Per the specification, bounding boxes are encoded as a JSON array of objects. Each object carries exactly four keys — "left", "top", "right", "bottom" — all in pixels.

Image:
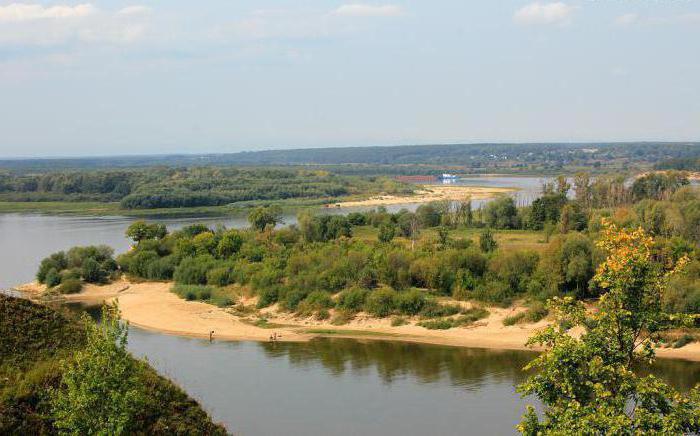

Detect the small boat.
[{"left": 439, "top": 173, "right": 459, "bottom": 180}]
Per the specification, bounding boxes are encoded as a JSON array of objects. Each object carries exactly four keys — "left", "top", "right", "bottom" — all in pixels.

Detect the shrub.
[
  {"left": 282, "top": 289, "right": 308, "bottom": 311},
  {"left": 336, "top": 287, "right": 369, "bottom": 311},
  {"left": 418, "top": 319, "right": 454, "bottom": 330},
  {"left": 673, "top": 334, "right": 695, "bottom": 349},
  {"left": 145, "top": 255, "right": 177, "bottom": 280},
  {"left": 173, "top": 255, "right": 218, "bottom": 285},
  {"left": 395, "top": 289, "right": 427, "bottom": 315},
  {"left": 172, "top": 284, "right": 214, "bottom": 301},
  {"left": 256, "top": 287, "right": 279, "bottom": 308},
  {"left": 503, "top": 312, "right": 525, "bottom": 326},
  {"left": 472, "top": 281, "right": 513, "bottom": 305},
  {"left": 206, "top": 267, "right": 235, "bottom": 287},
  {"left": 455, "top": 307, "right": 489, "bottom": 325},
  {"left": 420, "top": 300, "right": 461, "bottom": 318},
  {"left": 331, "top": 309, "right": 355, "bottom": 325},
  {"left": 297, "top": 291, "right": 334, "bottom": 316},
  {"left": 37, "top": 252, "right": 68, "bottom": 283},
  {"left": 44, "top": 268, "right": 61, "bottom": 288},
  {"left": 81, "top": 258, "right": 106, "bottom": 283},
  {"left": 57, "top": 278, "right": 83, "bottom": 294},
  {"left": 391, "top": 316, "right": 408, "bottom": 327},
  {"left": 364, "top": 288, "right": 397, "bottom": 317}
]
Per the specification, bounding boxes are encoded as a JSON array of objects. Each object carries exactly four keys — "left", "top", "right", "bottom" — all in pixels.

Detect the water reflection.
[{"left": 258, "top": 339, "right": 535, "bottom": 388}]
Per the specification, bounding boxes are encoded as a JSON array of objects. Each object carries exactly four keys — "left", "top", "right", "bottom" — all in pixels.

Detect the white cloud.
[
  {"left": 514, "top": 2, "right": 575, "bottom": 26},
  {"left": 0, "top": 3, "right": 95, "bottom": 22},
  {"left": 118, "top": 6, "right": 152, "bottom": 16},
  {"left": 0, "top": 3, "right": 152, "bottom": 46},
  {"left": 333, "top": 4, "right": 403, "bottom": 18}
]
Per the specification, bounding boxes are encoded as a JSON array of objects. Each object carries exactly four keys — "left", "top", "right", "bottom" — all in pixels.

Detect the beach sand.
[
  {"left": 333, "top": 185, "right": 516, "bottom": 208},
  {"left": 20, "top": 279, "right": 700, "bottom": 361}
]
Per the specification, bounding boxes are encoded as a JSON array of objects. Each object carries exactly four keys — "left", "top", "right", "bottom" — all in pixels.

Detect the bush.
[
  {"left": 472, "top": 281, "right": 513, "bottom": 305},
  {"left": 336, "top": 287, "right": 369, "bottom": 311},
  {"left": 420, "top": 301, "right": 461, "bottom": 318},
  {"left": 418, "top": 319, "right": 454, "bottom": 330},
  {"left": 297, "top": 291, "right": 334, "bottom": 316},
  {"left": 37, "top": 252, "right": 68, "bottom": 283},
  {"left": 503, "top": 312, "right": 525, "bottom": 326},
  {"left": 44, "top": 268, "right": 61, "bottom": 288},
  {"left": 206, "top": 267, "right": 235, "bottom": 287},
  {"left": 56, "top": 278, "right": 83, "bottom": 294},
  {"left": 672, "top": 334, "right": 696, "bottom": 349},
  {"left": 172, "top": 284, "right": 214, "bottom": 302},
  {"left": 455, "top": 307, "right": 489, "bottom": 325},
  {"left": 173, "top": 255, "right": 219, "bottom": 285},
  {"left": 395, "top": 289, "right": 427, "bottom": 315},
  {"left": 364, "top": 288, "right": 397, "bottom": 317},
  {"left": 391, "top": 316, "right": 408, "bottom": 327},
  {"left": 331, "top": 309, "right": 355, "bottom": 325},
  {"left": 256, "top": 287, "right": 279, "bottom": 308}
]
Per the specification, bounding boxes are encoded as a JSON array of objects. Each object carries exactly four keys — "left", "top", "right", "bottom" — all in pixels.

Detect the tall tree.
[{"left": 518, "top": 220, "right": 699, "bottom": 434}]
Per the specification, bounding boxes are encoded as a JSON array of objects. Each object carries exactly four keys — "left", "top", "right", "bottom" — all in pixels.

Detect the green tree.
[
  {"left": 216, "top": 229, "right": 244, "bottom": 258},
  {"left": 517, "top": 220, "right": 700, "bottom": 434},
  {"left": 248, "top": 206, "right": 283, "bottom": 232},
  {"left": 51, "top": 304, "right": 146, "bottom": 435},
  {"left": 378, "top": 223, "right": 396, "bottom": 243},
  {"left": 125, "top": 220, "right": 167, "bottom": 244},
  {"left": 484, "top": 196, "right": 518, "bottom": 229}
]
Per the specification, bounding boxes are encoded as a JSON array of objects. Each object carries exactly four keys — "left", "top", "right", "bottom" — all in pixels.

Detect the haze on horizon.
[{"left": 0, "top": 0, "right": 698, "bottom": 158}]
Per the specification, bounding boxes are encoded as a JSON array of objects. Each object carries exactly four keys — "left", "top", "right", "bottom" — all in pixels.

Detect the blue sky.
[{"left": 0, "top": 1, "right": 699, "bottom": 157}]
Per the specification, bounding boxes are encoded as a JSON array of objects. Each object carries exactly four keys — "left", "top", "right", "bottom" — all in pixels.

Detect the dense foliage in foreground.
[
  {"left": 0, "top": 296, "right": 227, "bottom": 435},
  {"left": 0, "top": 167, "right": 411, "bottom": 209},
  {"left": 518, "top": 221, "right": 700, "bottom": 434}
]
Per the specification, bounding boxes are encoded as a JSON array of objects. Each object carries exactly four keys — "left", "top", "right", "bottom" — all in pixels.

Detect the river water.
[{"left": 2, "top": 177, "right": 699, "bottom": 435}]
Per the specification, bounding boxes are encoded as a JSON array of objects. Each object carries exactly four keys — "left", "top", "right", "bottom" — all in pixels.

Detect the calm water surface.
[{"left": 2, "top": 180, "right": 699, "bottom": 435}]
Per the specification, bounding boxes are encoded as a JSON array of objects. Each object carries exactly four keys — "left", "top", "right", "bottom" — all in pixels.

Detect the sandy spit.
[{"left": 18, "top": 279, "right": 700, "bottom": 362}]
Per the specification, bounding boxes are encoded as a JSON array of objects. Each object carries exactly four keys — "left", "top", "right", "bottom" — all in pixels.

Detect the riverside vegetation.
[
  {"left": 35, "top": 171, "right": 700, "bottom": 329},
  {"left": 0, "top": 167, "right": 411, "bottom": 210}
]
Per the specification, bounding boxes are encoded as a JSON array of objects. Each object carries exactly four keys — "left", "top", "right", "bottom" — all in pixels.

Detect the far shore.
[{"left": 16, "top": 279, "right": 700, "bottom": 362}]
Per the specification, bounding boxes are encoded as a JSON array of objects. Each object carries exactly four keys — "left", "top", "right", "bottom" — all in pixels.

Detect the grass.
[{"left": 250, "top": 318, "right": 293, "bottom": 329}]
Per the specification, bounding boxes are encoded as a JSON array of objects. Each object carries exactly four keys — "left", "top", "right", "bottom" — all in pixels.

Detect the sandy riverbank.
[
  {"left": 18, "top": 279, "right": 700, "bottom": 361},
  {"left": 334, "top": 185, "right": 516, "bottom": 208}
]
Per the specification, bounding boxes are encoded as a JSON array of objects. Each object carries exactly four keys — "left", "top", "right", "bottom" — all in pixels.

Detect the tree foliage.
[
  {"left": 50, "top": 304, "right": 146, "bottom": 435},
  {"left": 517, "top": 220, "right": 699, "bottom": 435}
]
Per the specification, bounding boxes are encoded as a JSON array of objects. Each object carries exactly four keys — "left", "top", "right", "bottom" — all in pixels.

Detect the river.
[{"left": 2, "top": 180, "right": 699, "bottom": 435}]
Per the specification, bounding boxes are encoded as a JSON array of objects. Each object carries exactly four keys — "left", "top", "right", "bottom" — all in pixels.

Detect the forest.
[
  {"left": 1, "top": 142, "right": 699, "bottom": 174},
  {"left": 0, "top": 167, "right": 411, "bottom": 209}
]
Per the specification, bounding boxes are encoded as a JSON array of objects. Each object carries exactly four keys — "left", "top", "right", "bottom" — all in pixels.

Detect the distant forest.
[
  {"left": 2, "top": 142, "right": 699, "bottom": 174},
  {"left": 0, "top": 167, "right": 410, "bottom": 209}
]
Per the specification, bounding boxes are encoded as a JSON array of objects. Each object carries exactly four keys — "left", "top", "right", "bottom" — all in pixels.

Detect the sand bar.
[{"left": 18, "top": 279, "right": 700, "bottom": 361}]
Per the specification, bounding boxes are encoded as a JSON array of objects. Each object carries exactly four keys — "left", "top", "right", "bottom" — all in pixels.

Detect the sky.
[{"left": 0, "top": 1, "right": 699, "bottom": 157}]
